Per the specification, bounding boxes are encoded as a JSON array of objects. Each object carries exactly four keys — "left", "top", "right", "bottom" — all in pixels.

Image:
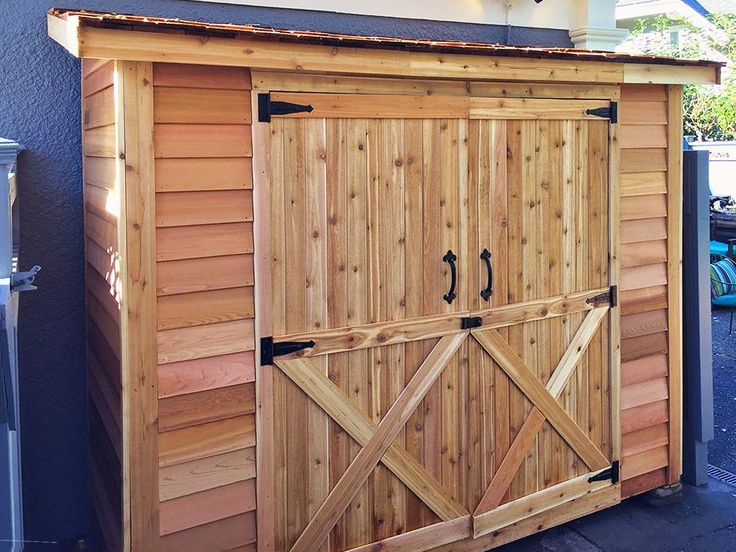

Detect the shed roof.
[{"left": 49, "top": 8, "right": 722, "bottom": 69}]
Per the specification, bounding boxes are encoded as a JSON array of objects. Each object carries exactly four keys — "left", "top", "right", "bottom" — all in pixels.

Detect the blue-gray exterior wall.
[{"left": 0, "top": 0, "right": 572, "bottom": 543}]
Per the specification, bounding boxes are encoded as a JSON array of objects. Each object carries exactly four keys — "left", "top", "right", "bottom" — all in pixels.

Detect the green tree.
[{"left": 627, "top": 13, "right": 736, "bottom": 141}]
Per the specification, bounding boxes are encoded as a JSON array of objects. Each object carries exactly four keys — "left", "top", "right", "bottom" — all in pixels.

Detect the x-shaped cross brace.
[
  {"left": 472, "top": 306, "right": 610, "bottom": 520},
  {"left": 276, "top": 332, "right": 468, "bottom": 552}
]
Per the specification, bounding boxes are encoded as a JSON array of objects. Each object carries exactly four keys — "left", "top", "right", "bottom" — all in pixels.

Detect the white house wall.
[{"left": 187, "top": 0, "right": 615, "bottom": 31}]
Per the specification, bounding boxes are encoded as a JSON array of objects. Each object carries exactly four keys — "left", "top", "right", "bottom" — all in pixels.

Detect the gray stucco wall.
[{"left": 0, "top": 0, "right": 571, "bottom": 544}]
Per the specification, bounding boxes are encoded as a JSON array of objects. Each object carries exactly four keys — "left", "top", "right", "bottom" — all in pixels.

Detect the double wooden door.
[{"left": 256, "top": 92, "right": 618, "bottom": 552}]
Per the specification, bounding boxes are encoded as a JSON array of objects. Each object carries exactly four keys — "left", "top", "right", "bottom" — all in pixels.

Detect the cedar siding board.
[
  {"left": 618, "top": 84, "right": 676, "bottom": 496},
  {"left": 82, "top": 59, "right": 124, "bottom": 552},
  {"left": 65, "top": 24, "right": 693, "bottom": 547},
  {"left": 152, "top": 63, "right": 257, "bottom": 547}
]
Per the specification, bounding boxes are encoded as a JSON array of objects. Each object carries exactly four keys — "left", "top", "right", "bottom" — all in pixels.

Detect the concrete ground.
[
  {"left": 709, "top": 308, "right": 736, "bottom": 474},
  {"left": 496, "top": 479, "right": 736, "bottom": 552}
]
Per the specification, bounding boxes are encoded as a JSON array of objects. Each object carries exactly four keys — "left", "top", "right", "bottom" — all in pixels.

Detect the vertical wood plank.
[
  {"left": 506, "top": 119, "right": 526, "bottom": 500},
  {"left": 522, "top": 119, "right": 539, "bottom": 497},
  {"left": 422, "top": 119, "right": 443, "bottom": 490},
  {"left": 547, "top": 121, "right": 566, "bottom": 487},
  {"left": 561, "top": 119, "right": 579, "bottom": 480},
  {"left": 252, "top": 89, "right": 275, "bottom": 552},
  {"left": 466, "top": 120, "right": 484, "bottom": 511},
  {"left": 587, "top": 122, "right": 606, "bottom": 461},
  {"left": 284, "top": 117, "right": 309, "bottom": 547},
  {"left": 325, "top": 118, "right": 350, "bottom": 549},
  {"left": 304, "top": 118, "right": 330, "bottom": 550},
  {"left": 269, "top": 118, "right": 289, "bottom": 552},
  {"left": 440, "top": 119, "right": 461, "bottom": 503},
  {"left": 574, "top": 120, "right": 590, "bottom": 478},
  {"left": 457, "top": 118, "right": 470, "bottom": 509},
  {"left": 345, "top": 118, "right": 372, "bottom": 547},
  {"left": 609, "top": 116, "right": 622, "bottom": 466},
  {"left": 666, "top": 85, "right": 683, "bottom": 484},
  {"left": 536, "top": 120, "right": 553, "bottom": 493},
  {"left": 120, "top": 60, "right": 160, "bottom": 550},
  {"left": 490, "top": 121, "right": 511, "bottom": 504},
  {"left": 402, "top": 117, "right": 429, "bottom": 530}
]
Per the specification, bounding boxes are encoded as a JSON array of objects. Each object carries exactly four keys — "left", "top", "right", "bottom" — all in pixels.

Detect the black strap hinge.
[
  {"left": 461, "top": 316, "right": 483, "bottom": 330},
  {"left": 586, "top": 285, "right": 618, "bottom": 308},
  {"left": 586, "top": 101, "right": 618, "bottom": 124},
  {"left": 588, "top": 460, "right": 620, "bottom": 484},
  {"left": 258, "top": 93, "right": 314, "bottom": 123},
  {"left": 260, "top": 336, "right": 315, "bottom": 365}
]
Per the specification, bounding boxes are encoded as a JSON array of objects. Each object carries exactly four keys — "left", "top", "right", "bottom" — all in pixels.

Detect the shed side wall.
[
  {"left": 152, "top": 63, "right": 258, "bottom": 550},
  {"left": 618, "top": 84, "right": 674, "bottom": 495},
  {"left": 82, "top": 59, "right": 124, "bottom": 552}
]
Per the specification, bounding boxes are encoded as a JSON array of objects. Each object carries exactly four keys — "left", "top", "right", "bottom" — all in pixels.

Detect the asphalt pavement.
[
  {"left": 709, "top": 308, "right": 736, "bottom": 474},
  {"left": 496, "top": 479, "right": 736, "bottom": 551}
]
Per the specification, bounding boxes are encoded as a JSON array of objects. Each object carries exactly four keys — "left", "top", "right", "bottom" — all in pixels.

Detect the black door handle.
[
  {"left": 480, "top": 248, "right": 493, "bottom": 301},
  {"left": 443, "top": 250, "right": 457, "bottom": 304}
]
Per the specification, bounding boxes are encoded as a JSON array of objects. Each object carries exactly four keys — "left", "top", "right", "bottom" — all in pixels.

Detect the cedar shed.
[{"left": 48, "top": 9, "right": 722, "bottom": 552}]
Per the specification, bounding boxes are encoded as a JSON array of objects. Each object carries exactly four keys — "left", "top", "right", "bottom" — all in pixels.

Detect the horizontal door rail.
[
  {"left": 344, "top": 515, "right": 472, "bottom": 552},
  {"left": 265, "top": 92, "right": 617, "bottom": 121},
  {"left": 273, "top": 287, "right": 610, "bottom": 358},
  {"left": 270, "top": 92, "right": 468, "bottom": 118},
  {"left": 273, "top": 310, "right": 470, "bottom": 358},
  {"left": 472, "top": 287, "right": 609, "bottom": 330},
  {"left": 472, "top": 469, "right": 613, "bottom": 538},
  {"left": 468, "top": 98, "right": 612, "bottom": 120}
]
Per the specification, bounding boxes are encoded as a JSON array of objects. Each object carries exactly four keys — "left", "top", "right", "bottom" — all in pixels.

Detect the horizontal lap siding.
[
  {"left": 152, "top": 63, "right": 257, "bottom": 550},
  {"left": 618, "top": 84, "right": 674, "bottom": 496},
  {"left": 82, "top": 59, "right": 124, "bottom": 552}
]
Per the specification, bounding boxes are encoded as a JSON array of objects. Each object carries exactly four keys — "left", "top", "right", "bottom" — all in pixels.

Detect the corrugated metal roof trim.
[{"left": 49, "top": 8, "right": 724, "bottom": 68}]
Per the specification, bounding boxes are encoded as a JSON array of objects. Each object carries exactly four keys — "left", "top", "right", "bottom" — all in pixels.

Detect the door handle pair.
[{"left": 441, "top": 249, "right": 494, "bottom": 304}]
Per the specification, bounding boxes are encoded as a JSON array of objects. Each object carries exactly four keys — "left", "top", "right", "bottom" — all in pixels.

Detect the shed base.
[{"left": 642, "top": 482, "right": 684, "bottom": 507}]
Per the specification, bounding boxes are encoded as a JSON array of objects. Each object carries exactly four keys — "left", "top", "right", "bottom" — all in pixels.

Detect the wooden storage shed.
[{"left": 47, "top": 9, "right": 722, "bottom": 552}]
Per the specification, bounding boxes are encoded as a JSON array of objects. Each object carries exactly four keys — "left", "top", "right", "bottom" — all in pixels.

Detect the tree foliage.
[{"left": 628, "top": 13, "right": 736, "bottom": 141}]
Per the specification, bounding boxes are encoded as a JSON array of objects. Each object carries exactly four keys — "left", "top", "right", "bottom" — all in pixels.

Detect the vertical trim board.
[
  {"left": 666, "top": 85, "right": 683, "bottom": 485},
  {"left": 120, "top": 60, "right": 160, "bottom": 550}
]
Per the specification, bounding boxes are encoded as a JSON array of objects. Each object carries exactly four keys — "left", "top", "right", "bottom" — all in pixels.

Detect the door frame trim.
[{"left": 252, "top": 89, "right": 277, "bottom": 552}]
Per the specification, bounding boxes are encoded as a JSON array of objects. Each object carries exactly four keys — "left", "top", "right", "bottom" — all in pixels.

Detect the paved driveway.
[
  {"left": 709, "top": 308, "right": 736, "bottom": 474},
  {"left": 497, "top": 479, "right": 736, "bottom": 552}
]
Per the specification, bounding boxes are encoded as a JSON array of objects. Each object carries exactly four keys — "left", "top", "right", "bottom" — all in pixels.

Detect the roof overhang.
[{"left": 47, "top": 8, "right": 723, "bottom": 85}]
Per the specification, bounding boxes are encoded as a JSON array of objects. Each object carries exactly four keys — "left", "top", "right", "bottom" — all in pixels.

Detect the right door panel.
[{"left": 467, "top": 115, "right": 617, "bottom": 537}]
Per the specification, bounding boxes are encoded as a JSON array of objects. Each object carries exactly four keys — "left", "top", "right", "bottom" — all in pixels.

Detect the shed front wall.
[{"left": 84, "top": 60, "right": 683, "bottom": 551}]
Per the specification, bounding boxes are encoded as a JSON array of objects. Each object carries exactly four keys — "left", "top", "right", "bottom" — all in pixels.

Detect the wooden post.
[
  {"left": 118, "top": 60, "right": 160, "bottom": 550},
  {"left": 666, "top": 85, "right": 684, "bottom": 485}
]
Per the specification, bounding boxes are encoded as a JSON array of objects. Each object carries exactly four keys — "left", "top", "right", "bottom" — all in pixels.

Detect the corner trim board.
[{"left": 119, "top": 60, "right": 160, "bottom": 550}]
